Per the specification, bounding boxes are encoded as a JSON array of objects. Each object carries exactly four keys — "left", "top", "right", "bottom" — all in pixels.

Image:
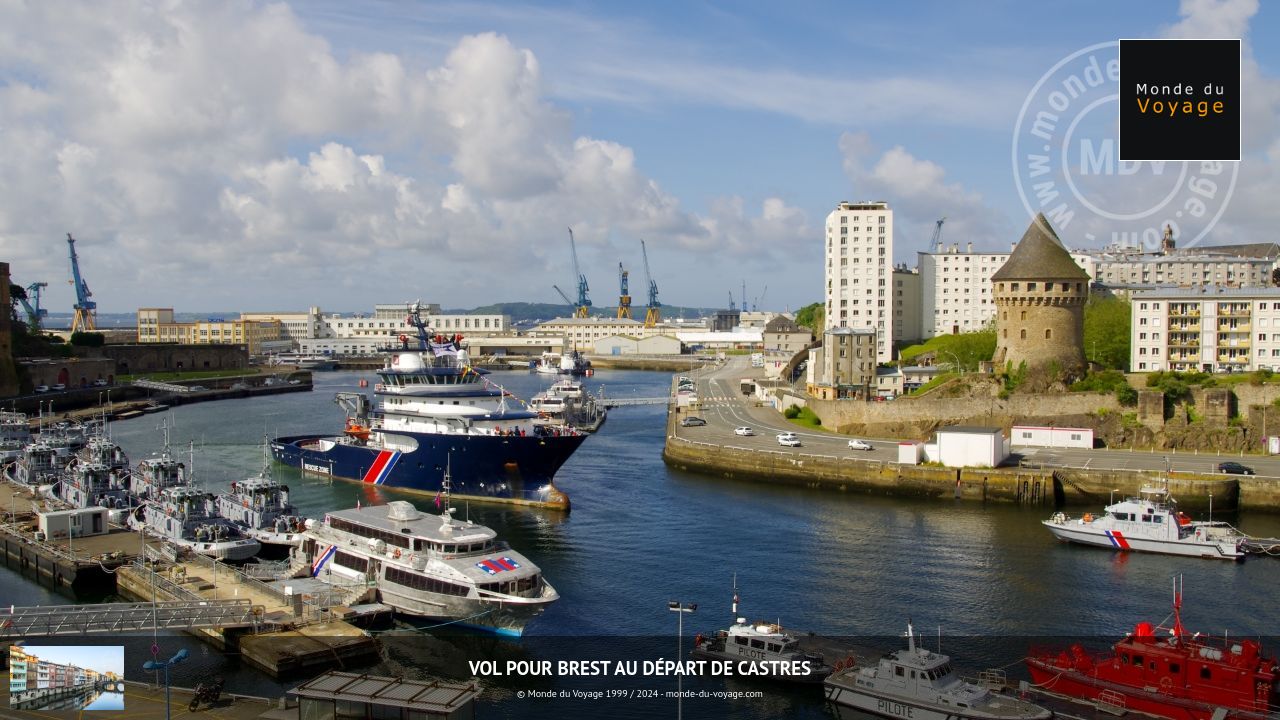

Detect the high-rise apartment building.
[{"left": 825, "top": 201, "right": 893, "bottom": 361}]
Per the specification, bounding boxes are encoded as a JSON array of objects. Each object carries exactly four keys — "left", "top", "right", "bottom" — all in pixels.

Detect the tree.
[
  {"left": 69, "top": 332, "right": 105, "bottom": 347},
  {"left": 794, "top": 302, "right": 824, "bottom": 332},
  {"left": 1272, "top": 267, "right": 1280, "bottom": 287},
  {"left": 1083, "top": 296, "right": 1131, "bottom": 370}
]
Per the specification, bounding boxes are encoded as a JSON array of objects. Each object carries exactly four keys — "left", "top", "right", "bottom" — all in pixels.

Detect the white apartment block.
[
  {"left": 1092, "top": 252, "right": 1275, "bottom": 288},
  {"left": 918, "top": 244, "right": 1096, "bottom": 338},
  {"left": 825, "top": 201, "right": 893, "bottom": 361},
  {"left": 1129, "top": 287, "right": 1280, "bottom": 373}
]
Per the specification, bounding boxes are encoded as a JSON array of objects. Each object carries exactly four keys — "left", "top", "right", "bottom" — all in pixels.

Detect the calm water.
[
  {"left": 82, "top": 690, "right": 125, "bottom": 710},
  {"left": 5, "top": 369, "right": 1280, "bottom": 719}
]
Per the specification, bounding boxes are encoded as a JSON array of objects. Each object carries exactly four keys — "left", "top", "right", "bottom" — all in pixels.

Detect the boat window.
[
  {"left": 895, "top": 666, "right": 905, "bottom": 677},
  {"left": 750, "top": 640, "right": 765, "bottom": 649},
  {"left": 1149, "top": 661, "right": 1157, "bottom": 670},
  {"left": 333, "top": 551, "right": 369, "bottom": 573},
  {"left": 734, "top": 637, "right": 748, "bottom": 646},
  {"left": 1112, "top": 512, "right": 1127, "bottom": 520},
  {"left": 1200, "top": 666, "right": 1211, "bottom": 680},
  {"left": 1142, "top": 515, "right": 1152, "bottom": 522},
  {"left": 910, "top": 670, "right": 917, "bottom": 679},
  {"left": 1132, "top": 655, "right": 1143, "bottom": 666},
  {"left": 1169, "top": 663, "right": 1180, "bottom": 673},
  {"left": 768, "top": 644, "right": 781, "bottom": 653},
  {"left": 385, "top": 566, "right": 468, "bottom": 596},
  {"left": 957, "top": 703, "right": 968, "bottom": 709},
  {"left": 1153, "top": 515, "right": 1163, "bottom": 523}
]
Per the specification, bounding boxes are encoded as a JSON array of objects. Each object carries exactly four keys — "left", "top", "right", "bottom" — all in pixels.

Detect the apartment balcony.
[
  {"left": 1216, "top": 324, "right": 1251, "bottom": 333},
  {"left": 1168, "top": 323, "right": 1200, "bottom": 332},
  {"left": 1168, "top": 306, "right": 1201, "bottom": 317},
  {"left": 1217, "top": 307, "right": 1251, "bottom": 318}
]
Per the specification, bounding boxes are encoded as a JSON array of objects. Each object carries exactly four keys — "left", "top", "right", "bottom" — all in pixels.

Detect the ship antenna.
[
  {"left": 732, "top": 573, "right": 739, "bottom": 617},
  {"left": 1171, "top": 575, "right": 1186, "bottom": 639},
  {"left": 906, "top": 619, "right": 916, "bottom": 653},
  {"left": 440, "top": 454, "right": 452, "bottom": 516}
]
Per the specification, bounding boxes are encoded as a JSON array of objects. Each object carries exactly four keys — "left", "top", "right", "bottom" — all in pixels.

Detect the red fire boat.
[{"left": 1026, "top": 580, "right": 1278, "bottom": 720}]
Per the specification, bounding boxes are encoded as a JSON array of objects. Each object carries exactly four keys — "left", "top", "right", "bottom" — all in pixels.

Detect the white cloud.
[{"left": 0, "top": 1, "right": 807, "bottom": 311}]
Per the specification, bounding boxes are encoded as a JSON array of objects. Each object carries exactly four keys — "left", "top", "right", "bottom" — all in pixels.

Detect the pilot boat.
[
  {"left": 128, "top": 486, "right": 260, "bottom": 561},
  {"left": 825, "top": 622, "right": 1051, "bottom": 720},
  {"left": 691, "top": 582, "right": 833, "bottom": 683},
  {"left": 210, "top": 468, "right": 304, "bottom": 556}
]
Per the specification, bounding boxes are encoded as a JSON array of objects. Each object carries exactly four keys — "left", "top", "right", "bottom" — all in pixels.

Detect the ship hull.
[
  {"left": 1025, "top": 658, "right": 1272, "bottom": 720},
  {"left": 826, "top": 675, "right": 1051, "bottom": 720},
  {"left": 270, "top": 432, "right": 586, "bottom": 508},
  {"left": 1043, "top": 522, "right": 1243, "bottom": 560}
]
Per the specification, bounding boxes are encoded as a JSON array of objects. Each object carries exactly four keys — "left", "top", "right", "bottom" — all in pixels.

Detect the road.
[{"left": 670, "top": 357, "right": 1280, "bottom": 479}]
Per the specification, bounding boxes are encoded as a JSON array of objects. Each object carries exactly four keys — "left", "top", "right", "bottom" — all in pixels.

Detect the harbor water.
[{"left": 6, "top": 369, "right": 1280, "bottom": 719}]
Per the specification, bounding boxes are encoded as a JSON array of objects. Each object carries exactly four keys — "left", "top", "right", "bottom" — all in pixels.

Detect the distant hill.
[{"left": 452, "top": 302, "right": 723, "bottom": 323}]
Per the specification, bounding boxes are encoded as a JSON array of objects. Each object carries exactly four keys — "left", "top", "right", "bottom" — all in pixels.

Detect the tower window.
[
  {"left": 1020, "top": 329, "right": 1027, "bottom": 340},
  {"left": 1045, "top": 329, "right": 1052, "bottom": 339}
]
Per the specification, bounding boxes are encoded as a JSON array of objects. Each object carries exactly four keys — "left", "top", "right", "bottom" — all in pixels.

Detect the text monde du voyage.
[{"left": 1134, "top": 82, "right": 1228, "bottom": 118}]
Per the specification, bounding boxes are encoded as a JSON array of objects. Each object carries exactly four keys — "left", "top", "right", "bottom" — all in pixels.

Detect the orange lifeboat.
[{"left": 344, "top": 419, "right": 371, "bottom": 442}]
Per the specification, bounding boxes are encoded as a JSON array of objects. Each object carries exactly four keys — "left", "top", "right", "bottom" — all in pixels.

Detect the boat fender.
[
  {"left": 393, "top": 548, "right": 401, "bottom": 559},
  {"left": 834, "top": 659, "right": 845, "bottom": 672},
  {"left": 845, "top": 655, "right": 855, "bottom": 669},
  {"left": 399, "top": 334, "right": 407, "bottom": 343},
  {"left": 694, "top": 633, "right": 703, "bottom": 647}
]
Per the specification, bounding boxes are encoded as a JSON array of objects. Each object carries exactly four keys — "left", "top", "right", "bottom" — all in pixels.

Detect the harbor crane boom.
[
  {"left": 553, "top": 285, "right": 575, "bottom": 307},
  {"left": 616, "top": 263, "right": 632, "bottom": 320},
  {"left": 931, "top": 217, "right": 946, "bottom": 249},
  {"left": 568, "top": 227, "right": 591, "bottom": 318},
  {"left": 67, "top": 233, "right": 97, "bottom": 333},
  {"left": 641, "top": 240, "right": 661, "bottom": 328},
  {"left": 12, "top": 282, "right": 48, "bottom": 332}
]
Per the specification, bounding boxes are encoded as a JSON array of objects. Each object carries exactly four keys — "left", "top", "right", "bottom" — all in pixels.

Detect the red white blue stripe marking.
[
  {"left": 312, "top": 544, "right": 337, "bottom": 576},
  {"left": 476, "top": 556, "right": 521, "bottom": 575},
  {"left": 1105, "top": 530, "right": 1131, "bottom": 550},
  {"left": 361, "top": 450, "right": 402, "bottom": 485}
]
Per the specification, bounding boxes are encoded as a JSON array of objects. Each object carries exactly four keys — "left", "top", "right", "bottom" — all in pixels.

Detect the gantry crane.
[
  {"left": 67, "top": 233, "right": 97, "bottom": 333},
  {"left": 13, "top": 282, "right": 48, "bottom": 332},
  {"left": 567, "top": 228, "right": 591, "bottom": 318},
  {"left": 616, "top": 263, "right": 632, "bottom": 320},
  {"left": 640, "top": 240, "right": 661, "bottom": 328}
]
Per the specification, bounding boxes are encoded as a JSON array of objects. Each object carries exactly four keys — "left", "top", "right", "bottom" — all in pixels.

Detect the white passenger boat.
[
  {"left": 299, "top": 468, "right": 558, "bottom": 636},
  {"left": 825, "top": 622, "right": 1051, "bottom": 720},
  {"left": 1043, "top": 484, "right": 1245, "bottom": 560}
]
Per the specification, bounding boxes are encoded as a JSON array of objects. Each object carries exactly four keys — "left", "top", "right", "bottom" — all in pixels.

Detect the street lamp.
[
  {"left": 941, "top": 350, "right": 964, "bottom": 375},
  {"left": 143, "top": 648, "right": 188, "bottom": 720},
  {"left": 668, "top": 601, "right": 696, "bottom": 720}
]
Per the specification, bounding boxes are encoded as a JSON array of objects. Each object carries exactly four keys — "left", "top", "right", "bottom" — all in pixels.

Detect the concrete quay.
[
  {"left": 663, "top": 358, "right": 1280, "bottom": 512},
  {"left": 0, "top": 680, "right": 288, "bottom": 720}
]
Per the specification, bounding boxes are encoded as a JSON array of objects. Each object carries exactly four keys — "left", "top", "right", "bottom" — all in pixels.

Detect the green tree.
[
  {"left": 794, "top": 302, "right": 824, "bottom": 332},
  {"left": 899, "top": 327, "right": 995, "bottom": 370},
  {"left": 69, "top": 332, "right": 105, "bottom": 347},
  {"left": 1083, "top": 295, "right": 1131, "bottom": 370}
]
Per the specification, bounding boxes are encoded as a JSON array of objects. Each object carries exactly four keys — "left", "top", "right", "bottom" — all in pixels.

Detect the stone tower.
[{"left": 991, "top": 214, "right": 1089, "bottom": 373}]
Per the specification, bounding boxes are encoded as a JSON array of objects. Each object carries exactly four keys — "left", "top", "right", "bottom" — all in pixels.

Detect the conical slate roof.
[{"left": 991, "top": 213, "right": 1089, "bottom": 281}]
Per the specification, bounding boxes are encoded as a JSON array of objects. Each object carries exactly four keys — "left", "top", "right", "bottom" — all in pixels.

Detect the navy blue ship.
[{"left": 271, "top": 303, "right": 587, "bottom": 508}]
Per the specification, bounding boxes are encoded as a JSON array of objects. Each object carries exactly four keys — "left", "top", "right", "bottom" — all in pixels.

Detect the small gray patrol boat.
[
  {"left": 825, "top": 622, "right": 1051, "bottom": 720},
  {"left": 690, "top": 581, "right": 833, "bottom": 684}
]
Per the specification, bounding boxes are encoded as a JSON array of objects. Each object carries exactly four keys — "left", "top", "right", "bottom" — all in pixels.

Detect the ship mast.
[{"left": 1171, "top": 575, "right": 1186, "bottom": 639}]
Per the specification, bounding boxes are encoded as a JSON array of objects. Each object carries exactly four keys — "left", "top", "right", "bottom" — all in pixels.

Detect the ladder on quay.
[{"left": 0, "top": 599, "right": 263, "bottom": 637}]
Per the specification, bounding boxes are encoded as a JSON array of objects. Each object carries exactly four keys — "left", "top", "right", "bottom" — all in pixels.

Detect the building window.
[
  {"left": 1045, "top": 329, "right": 1052, "bottom": 339},
  {"left": 1020, "top": 329, "right": 1027, "bottom": 340}
]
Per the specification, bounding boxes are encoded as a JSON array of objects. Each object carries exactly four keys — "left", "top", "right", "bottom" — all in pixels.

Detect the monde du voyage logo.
[{"left": 1013, "top": 39, "right": 1240, "bottom": 251}]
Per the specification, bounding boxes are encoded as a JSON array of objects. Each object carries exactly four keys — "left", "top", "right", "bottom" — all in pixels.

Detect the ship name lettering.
[
  {"left": 303, "top": 463, "right": 331, "bottom": 474},
  {"left": 736, "top": 647, "right": 766, "bottom": 660},
  {"left": 878, "top": 699, "right": 914, "bottom": 718}
]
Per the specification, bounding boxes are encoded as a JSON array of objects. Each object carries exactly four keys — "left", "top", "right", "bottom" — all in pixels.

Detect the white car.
[
  {"left": 778, "top": 436, "right": 801, "bottom": 447},
  {"left": 734, "top": 427, "right": 754, "bottom": 436},
  {"left": 847, "top": 439, "right": 873, "bottom": 451}
]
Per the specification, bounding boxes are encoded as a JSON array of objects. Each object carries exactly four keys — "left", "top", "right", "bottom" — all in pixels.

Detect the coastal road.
[{"left": 671, "top": 356, "right": 1280, "bottom": 479}]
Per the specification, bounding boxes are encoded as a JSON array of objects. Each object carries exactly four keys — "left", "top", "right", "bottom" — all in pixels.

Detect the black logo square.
[{"left": 1119, "top": 39, "right": 1240, "bottom": 161}]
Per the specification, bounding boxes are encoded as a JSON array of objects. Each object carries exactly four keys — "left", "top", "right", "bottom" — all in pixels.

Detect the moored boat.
[
  {"left": 271, "top": 302, "right": 586, "bottom": 508},
  {"left": 298, "top": 467, "right": 557, "bottom": 636},
  {"left": 826, "top": 622, "right": 1051, "bottom": 720},
  {"left": 1043, "top": 484, "right": 1246, "bottom": 560},
  {"left": 211, "top": 469, "right": 304, "bottom": 556},
  {"left": 692, "top": 581, "right": 833, "bottom": 684},
  {"left": 1025, "top": 579, "right": 1279, "bottom": 720},
  {"left": 128, "top": 486, "right": 260, "bottom": 561}
]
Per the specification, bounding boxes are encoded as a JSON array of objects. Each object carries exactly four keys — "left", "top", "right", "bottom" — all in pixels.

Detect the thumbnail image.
[{"left": 8, "top": 645, "right": 125, "bottom": 711}]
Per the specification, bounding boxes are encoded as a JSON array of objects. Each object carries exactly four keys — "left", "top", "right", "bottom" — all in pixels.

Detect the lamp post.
[
  {"left": 941, "top": 350, "right": 964, "bottom": 375},
  {"left": 668, "top": 601, "right": 696, "bottom": 720},
  {"left": 142, "top": 648, "right": 188, "bottom": 720}
]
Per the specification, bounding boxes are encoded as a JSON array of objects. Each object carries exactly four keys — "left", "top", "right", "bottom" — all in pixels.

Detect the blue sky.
[
  {"left": 0, "top": 0, "right": 1276, "bottom": 314},
  {"left": 17, "top": 645, "right": 124, "bottom": 675}
]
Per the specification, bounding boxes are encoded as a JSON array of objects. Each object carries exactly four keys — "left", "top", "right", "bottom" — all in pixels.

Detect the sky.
[
  {"left": 0, "top": 0, "right": 1277, "bottom": 315},
  {"left": 16, "top": 645, "right": 125, "bottom": 675}
]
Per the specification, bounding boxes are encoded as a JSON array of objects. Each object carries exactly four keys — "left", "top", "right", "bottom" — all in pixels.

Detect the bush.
[
  {"left": 1071, "top": 369, "right": 1129, "bottom": 393},
  {"left": 783, "top": 406, "right": 800, "bottom": 419},
  {"left": 1115, "top": 385, "right": 1138, "bottom": 406},
  {"left": 1251, "top": 368, "right": 1274, "bottom": 386},
  {"left": 69, "top": 332, "right": 105, "bottom": 347}
]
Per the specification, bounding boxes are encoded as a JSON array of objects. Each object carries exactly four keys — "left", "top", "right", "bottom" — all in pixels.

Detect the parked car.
[
  {"left": 34, "top": 385, "right": 49, "bottom": 393},
  {"left": 51, "top": 383, "right": 66, "bottom": 391},
  {"left": 1217, "top": 461, "right": 1256, "bottom": 475},
  {"left": 847, "top": 439, "right": 873, "bottom": 451},
  {"left": 680, "top": 416, "right": 707, "bottom": 427},
  {"left": 734, "top": 427, "right": 755, "bottom": 436},
  {"left": 92, "top": 379, "right": 109, "bottom": 387},
  {"left": 778, "top": 435, "right": 802, "bottom": 447}
]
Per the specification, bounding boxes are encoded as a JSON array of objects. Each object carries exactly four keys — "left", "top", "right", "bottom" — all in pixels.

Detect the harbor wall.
[
  {"left": 662, "top": 412, "right": 1271, "bottom": 511},
  {"left": 806, "top": 392, "right": 1118, "bottom": 440}
]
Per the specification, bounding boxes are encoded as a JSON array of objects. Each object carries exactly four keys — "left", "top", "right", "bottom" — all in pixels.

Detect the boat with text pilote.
[
  {"left": 271, "top": 302, "right": 586, "bottom": 508},
  {"left": 1042, "top": 483, "right": 1246, "bottom": 560},
  {"left": 1025, "top": 578, "right": 1279, "bottom": 720},
  {"left": 297, "top": 463, "right": 558, "bottom": 636},
  {"left": 825, "top": 621, "right": 1051, "bottom": 720}
]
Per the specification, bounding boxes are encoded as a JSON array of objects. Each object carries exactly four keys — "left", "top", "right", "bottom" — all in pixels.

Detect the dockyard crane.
[
  {"left": 567, "top": 227, "right": 591, "bottom": 318},
  {"left": 728, "top": 290, "right": 736, "bottom": 312},
  {"left": 754, "top": 285, "right": 768, "bottom": 313},
  {"left": 67, "top": 233, "right": 97, "bottom": 333},
  {"left": 616, "top": 263, "right": 632, "bottom": 320},
  {"left": 641, "top": 240, "right": 661, "bottom": 328},
  {"left": 12, "top": 282, "right": 48, "bottom": 332},
  {"left": 553, "top": 285, "right": 575, "bottom": 308},
  {"left": 931, "top": 217, "right": 946, "bottom": 250}
]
